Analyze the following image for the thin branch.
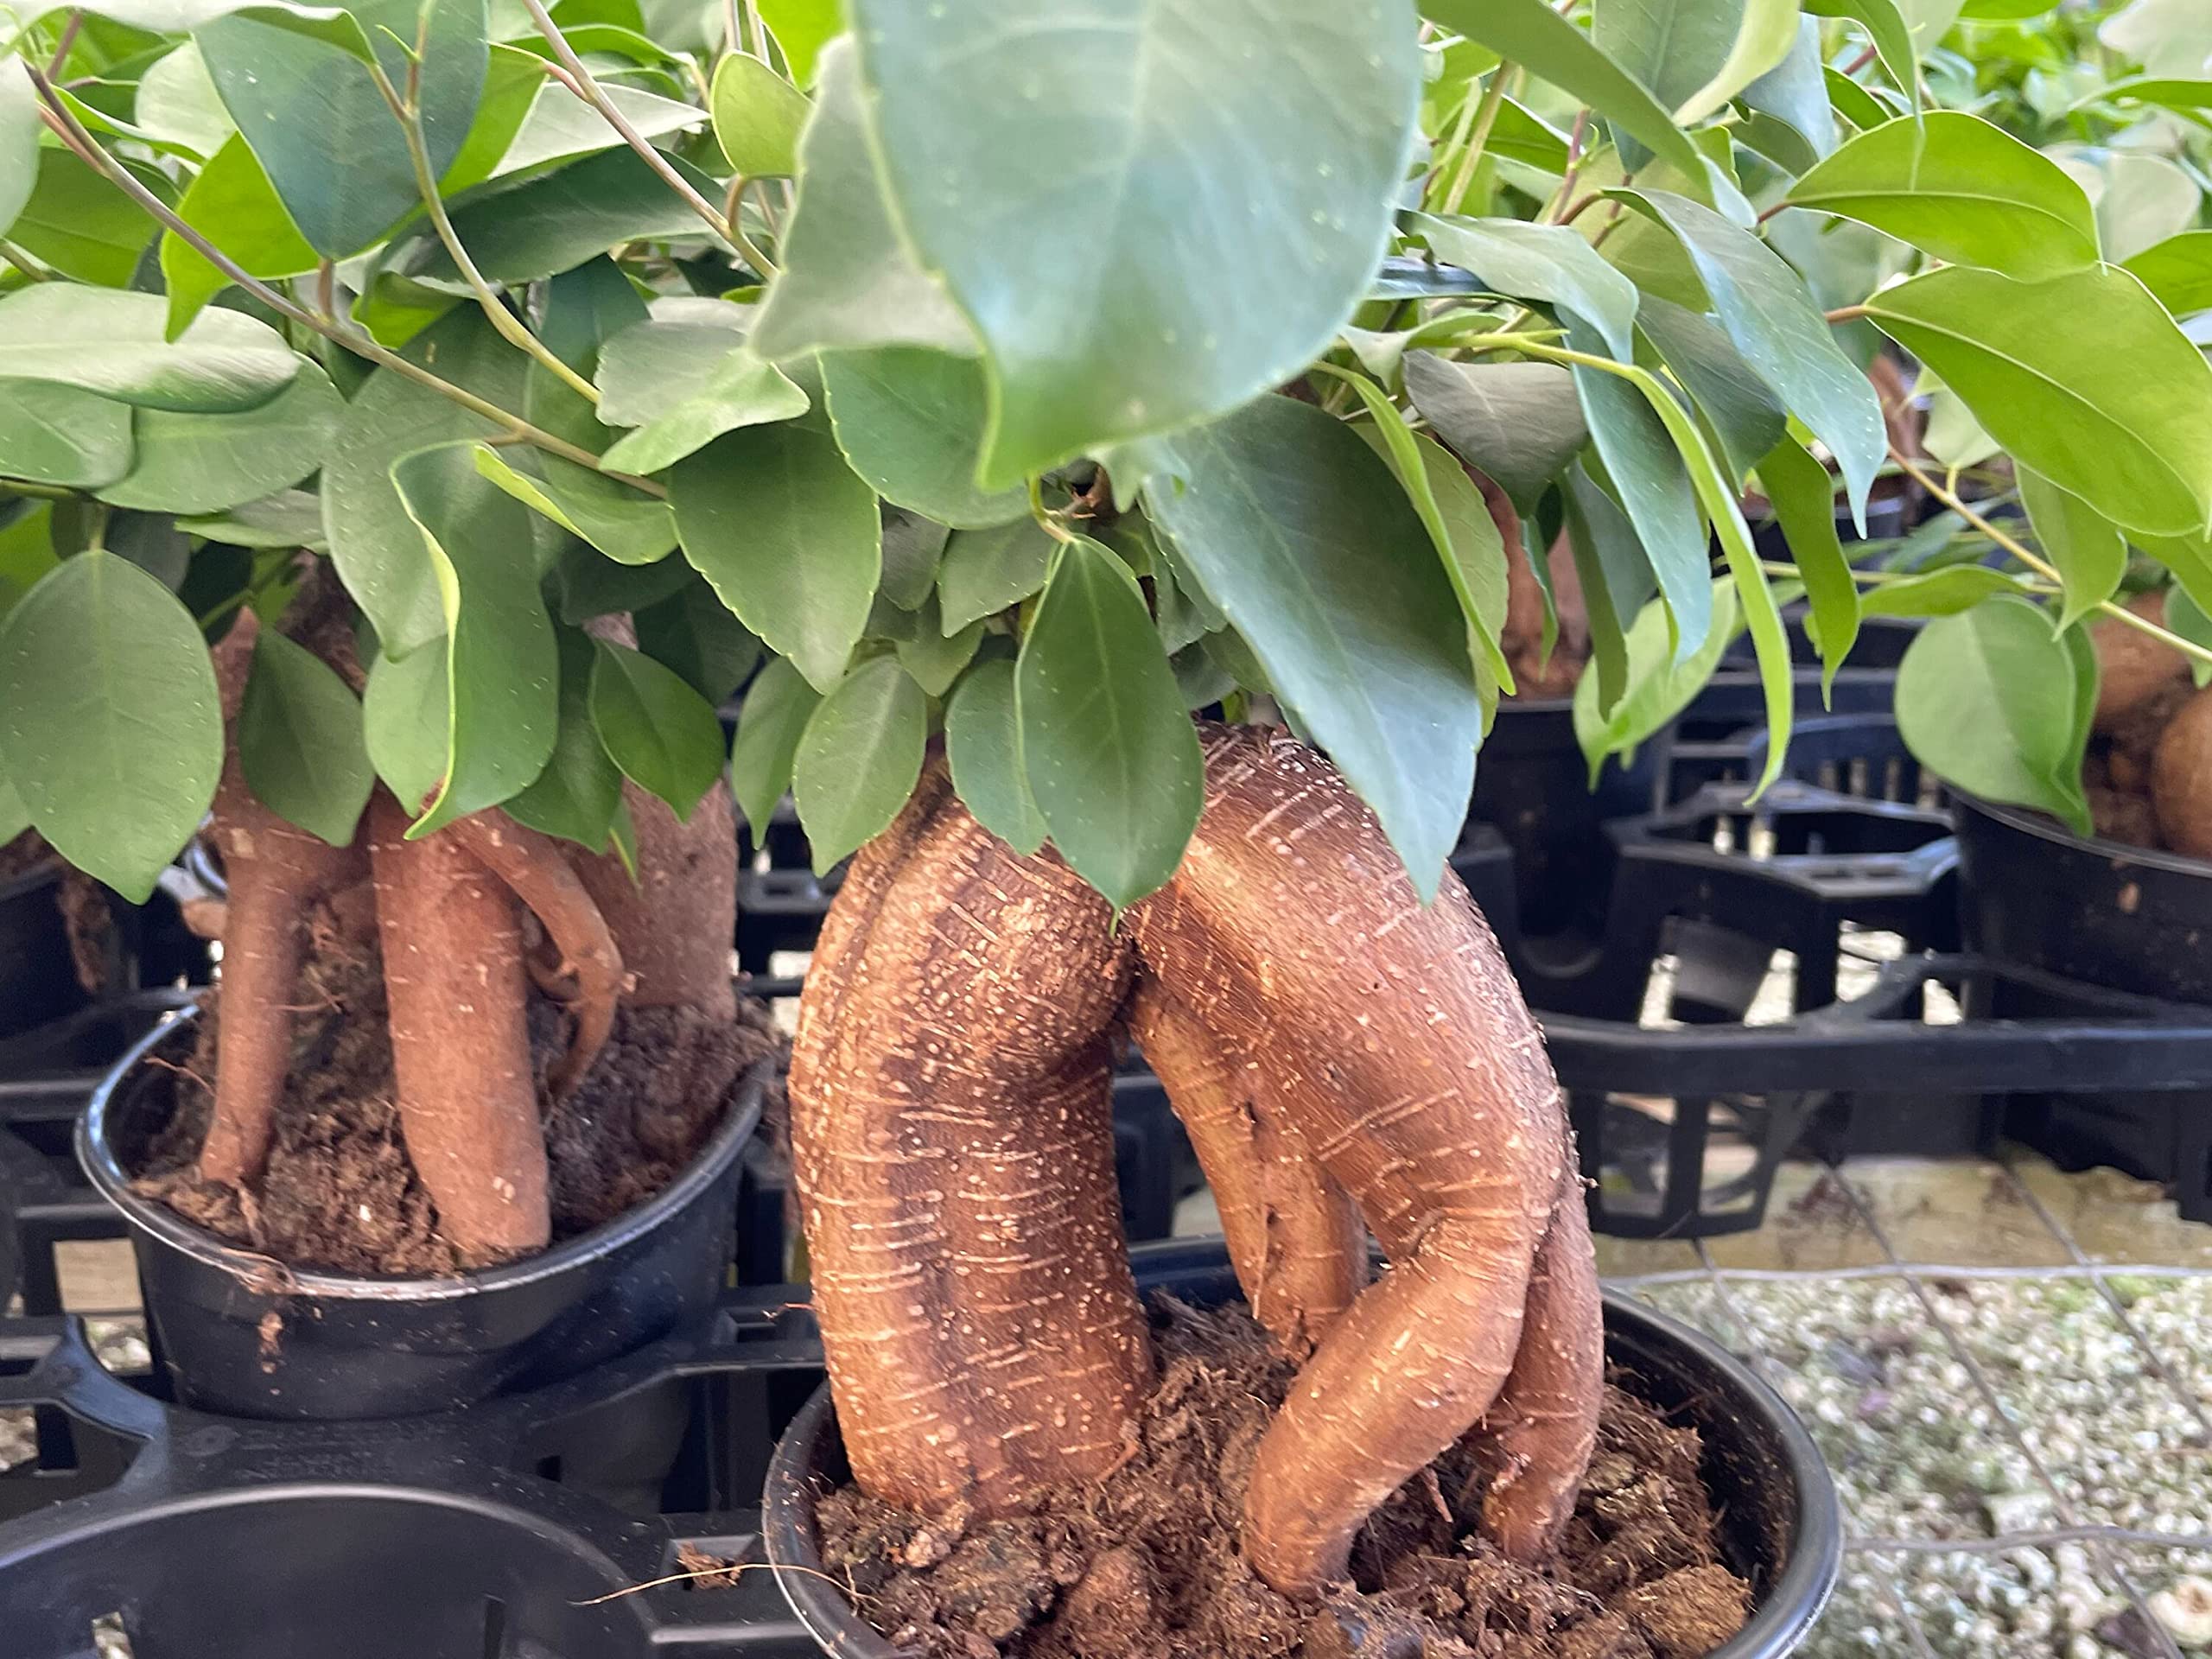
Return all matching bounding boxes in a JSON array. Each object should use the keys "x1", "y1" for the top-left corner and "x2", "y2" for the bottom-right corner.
[
  {"x1": 1441, "y1": 64, "x2": 1515, "y2": 217},
  {"x1": 1546, "y1": 107, "x2": 1591, "y2": 224},
  {"x1": 1891, "y1": 448, "x2": 2212, "y2": 670},
  {"x1": 521, "y1": 3, "x2": 735, "y2": 246},
  {"x1": 1827, "y1": 303, "x2": 1871, "y2": 322},
  {"x1": 26, "y1": 67, "x2": 664, "y2": 498},
  {"x1": 0, "y1": 238, "x2": 52, "y2": 281},
  {"x1": 45, "y1": 10, "x2": 83, "y2": 76},
  {"x1": 1841, "y1": 42, "x2": 1878, "y2": 77}
]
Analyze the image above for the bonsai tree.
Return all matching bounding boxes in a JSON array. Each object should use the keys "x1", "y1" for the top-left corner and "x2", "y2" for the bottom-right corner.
[{"x1": 6, "y1": 0, "x2": 2212, "y2": 1618}]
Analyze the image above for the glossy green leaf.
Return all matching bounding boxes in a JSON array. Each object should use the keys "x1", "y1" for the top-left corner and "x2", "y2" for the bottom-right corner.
[
  {"x1": 6, "y1": 148, "x2": 157, "y2": 287},
  {"x1": 1677, "y1": 0, "x2": 1803, "y2": 126},
  {"x1": 470, "y1": 444, "x2": 675, "y2": 566},
  {"x1": 0, "y1": 763, "x2": 29, "y2": 847},
  {"x1": 670, "y1": 423, "x2": 880, "y2": 692},
  {"x1": 490, "y1": 73, "x2": 704, "y2": 176},
  {"x1": 237, "y1": 626, "x2": 374, "y2": 845},
  {"x1": 360, "y1": 634, "x2": 448, "y2": 808},
  {"x1": 0, "y1": 61, "x2": 41, "y2": 240},
  {"x1": 1409, "y1": 213, "x2": 1639, "y2": 361},
  {"x1": 634, "y1": 582, "x2": 761, "y2": 703},
  {"x1": 197, "y1": 0, "x2": 488, "y2": 257},
  {"x1": 0, "y1": 382, "x2": 135, "y2": 491},
  {"x1": 1575, "y1": 579, "x2": 1739, "y2": 785},
  {"x1": 1591, "y1": 0, "x2": 1741, "y2": 144},
  {"x1": 0, "y1": 550, "x2": 222, "y2": 901},
  {"x1": 588, "y1": 638, "x2": 725, "y2": 820},
  {"x1": 937, "y1": 516, "x2": 1056, "y2": 634},
  {"x1": 503, "y1": 626, "x2": 623, "y2": 851},
  {"x1": 879, "y1": 510, "x2": 950, "y2": 612},
  {"x1": 2019, "y1": 469, "x2": 2126, "y2": 634},
  {"x1": 1636, "y1": 296, "x2": 1787, "y2": 485},
  {"x1": 1822, "y1": 64, "x2": 1891, "y2": 130},
  {"x1": 2063, "y1": 150, "x2": 2198, "y2": 268},
  {"x1": 1865, "y1": 264, "x2": 2212, "y2": 538},
  {"x1": 944, "y1": 656, "x2": 1045, "y2": 855},
  {"x1": 1423, "y1": 0, "x2": 1713, "y2": 188},
  {"x1": 1758, "y1": 433, "x2": 1858, "y2": 696},
  {"x1": 894, "y1": 598, "x2": 982, "y2": 698},
  {"x1": 595, "y1": 301, "x2": 747, "y2": 423},
  {"x1": 1802, "y1": 0, "x2": 1920, "y2": 110},
  {"x1": 1144, "y1": 395, "x2": 1481, "y2": 899},
  {"x1": 1854, "y1": 564, "x2": 2027, "y2": 618},
  {"x1": 794, "y1": 653, "x2": 927, "y2": 872},
  {"x1": 325, "y1": 309, "x2": 525, "y2": 657},
  {"x1": 1896, "y1": 596, "x2": 2090, "y2": 834},
  {"x1": 729, "y1": 655, "x2": 818, "y2": 836},
  {"x1": 600, "y1": 345, "x2": 810, "y2": 474},
  {"x1": 388, "y1": 442, "x2": 557, "y2": 833},
  {"x1": 2167, "y1": 585, "x2": 2212, "y2": 689},
  {"x1": 159, "y1": 135, "x2": 318, "y2": 334},
  {"x1": 136, "y1": 41, "x2": 238, "y2": 157},
  {"x1": 852, "y1": 0, "x2": 1421, "y2": 486},
  {"x1": 1015, "y1": 537, "x2": 1202, "y2": 908},
  {"x1": 1611, "y1": 188, "x2": 1886, "y2": 530},
  {"x1": 97, "y1": 364, "x2": 340, "y2": 514},
  {"x1": 2085, "y1": 77, "x2": 2212, "y2": 124},
  {"x1": 751, "y1": 40, "x2": 975, "y2": 362},
  {"x1": 1401, "y1": 354, "x2": 1587, "y2": 515},
  {"x1": 820, "y1": 349, "x2": 1029, "y2": 530},
  {"x1": 180, "y1": 488, "x2": 324, "y2": 550},
  {"x1": 0, "y1": 287, "x2": 300, "y2": 413},
  {"x1": 427, "y1": 149, "x2": 724, "y2": 284},
  {"x1": 711, "y1": 51, "x2": 808, "y2": 176},
  {"x1": 758, "y1": 0, "x2": 836, "y2": 83},
  {"x1": 1784, "y1": 112, "x2": 2098, "y2": 279},
  {"x1": 1560, "y1": 462, "x2": 1649, "y2": 715},
  {"x1": 1741, "y1": 20, "x2": 1832, "y2": 165},
  {"x1": 2121, "y1": 231, "x2": 2212, "y2": 317}
]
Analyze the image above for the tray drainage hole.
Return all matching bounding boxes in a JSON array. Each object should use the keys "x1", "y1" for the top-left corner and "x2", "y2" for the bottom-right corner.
[
  {"x1": 92, "y1": 1612, "x2": 136, "y2": 1659},
  {"x1": 481, "y1": 1595, "x2": 508, "y2": 1659}
]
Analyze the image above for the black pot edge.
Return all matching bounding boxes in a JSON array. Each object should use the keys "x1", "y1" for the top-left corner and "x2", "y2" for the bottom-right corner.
[
  {"x1": 0, "y1": 860, "x2": 64, "y2": 906},
  {"x1": 761, "y1": 1247, "x2": 1843, "y2": 1659},
  {"x1": 1956, "y1": 792, "x2": 2212, "y2": 882},
  {"x1": 75, "y1": 1003, "x2": 768, "y2": 1306}
]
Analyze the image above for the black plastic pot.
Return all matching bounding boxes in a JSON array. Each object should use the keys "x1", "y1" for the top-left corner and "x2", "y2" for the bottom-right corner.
[
  {"x1": 762, "y1": 1241, "x2": 1842, "y2": 1659},
  {"x1": 0, "y1": 865, "x2": 87, "y2": 1040},
  {"x1": 78, "y1": 1007, "x2": 766, "y2": 1420},
  {"x1": 1955, "y1": 795, "x2": 2212, "y2": 1212}
]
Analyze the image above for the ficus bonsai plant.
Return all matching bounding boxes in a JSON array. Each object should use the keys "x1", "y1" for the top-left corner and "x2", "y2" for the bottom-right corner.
[{"x1": 5, "y1": 0, "x2": 2212, "y2": 1644}]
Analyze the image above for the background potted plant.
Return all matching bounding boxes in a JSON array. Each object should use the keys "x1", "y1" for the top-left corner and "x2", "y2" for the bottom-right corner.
[{"x1": 10, "y1": 0, "x2": 2206, "y2": 1648}]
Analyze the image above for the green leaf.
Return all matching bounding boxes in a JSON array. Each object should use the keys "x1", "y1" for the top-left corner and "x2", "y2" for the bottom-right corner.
[
  {"x1": 634, "y1": 581, "x2": 761, "y2": 703},
  {"x1": 0, "y1": 61, "x2": 41, "y2": 240},
  {"x1": 324, "y1": 308, "x2": 525, "y2": 656},
  {"x1": 1409, "y1": 212, "x2": 1640, "y2": 361},
  {"x1": 1677, "y1": 0, "x2": 1803, "y2": 126},
  {"x1": 1853, "y1": 563, "x2": 2027, "y2": 618},
  {"x1": 97, "y1": 363, "x2": 341, "y2": 513},
  {"x1": 894, "y1": 595, "x2": 983, "y2": 696},
  {"x1": 2017, "y1": 469, "x2": 2126, "y2": 634},
  {"x1": 1592, "y1": 0, "x2": 1742, "y2": 143},
  {"x1": 588, "y1": 637, "x2": 726, "y2": 820},
  {"x1": 2168, "y1": 585, "x2": 2212, "y2": 689},
  {"x1": 490, "y1": 73, "x2": 705, "y2": 176},
  {"x1": 426, "y1": 149, "x2": 725, "y2": 284},
  {"x1": 159, "y1": 135, "x2": 318, "y2": 335},
  {"x1": 1783, "y1": 112, "x2": 2099, "y2": 280},
  {"x1": 599, "y1": 346, "x2": 809, "y2": 474},
  {"x1": 1636, "y1": 295, "x2": 1787, "y2": 485},
  {"x1": 1821, "y1": 64, "x2": 1891, "y2": 130},
  {"x1": 1741, "y1": 20, "x2": 1832, "y2": 166},
  {"x1": 711, "y1": 50, "x2": 808, "y2": 176},
  {"x1": 237, "y1": 627, "x2": 374, "y2": 846},
  {"x1": 1574, "y1": 579, "x2": 1739, "y2": 785},
  {"x1": 759, "y1": 0, "x2": 837, "y2": 83},
  {"x1": 880, "y1": 509, "x2": 950, "y2": 610},
  {"x1": 1561, "y1": 462, "x2": 1648, "y2": 715},
  {"x1": 1401, "y1": 355, "x2": 1587, "y2": 515},
  {"x1": 2082, "y1": 76, "x2": 2212, "y2": 124},
  {"x1": 2121, "y1": 231, "x2": 2212, "y2": 316},
  {"x1": 595, "y1": 299, "x2": 812, "y2": 472},
  {"x1": 1896, "y1": 596, "x2": 2090, "y2": 834},
  {"x1": 197, "y1": 0, "x2": 488, "y2": 257},
  {"x1": 821, "y1": 348, "x2": 1030, "y2": 530},
  {"x1": 1802, "y1": 0, "x2": 1920, "y2": 111},
  {"x1": 361, "y1": 633, "x2": 448, "y2": 807},
  {"x1": 945, "y1": 656, "x2": 1045, "y2": 855},
  {"x1": 178, "y1": 487, "x2": 326, "y2": 550},
  {"x1": 501, "y1": 625, "x2": 623, "y2": 851},
  {"x1": 0, "y1": 762, "x2": 29, "y2": 847},
  {"x1": 0, "y1": 382, "x2": 136, "y2": 490},
  {"x1": 6, "y1": 148, "x2": 157, "y2": 287},
  {"x1": 670, "y1": 423, "x2": 880, "y2": 692},
  {"x1": 137, "y1": 41, "x2": 238, "y2": 157},
  {"x1": 1015, "y1": 536, "x2": 1202, "y2": 909},
  {"x1": 1865, "y1": 264, "x2": 2212, "y2": 539},
  {"x1": 1758, "y1": 433, "x2": 1858, "y2": 697},
  {"x1": 938, "y1": 515, "x2": 1056, "y2": 633},
  {"x1": 1423, "y1": 0, "x2": 1714, "y2": 188},
  {"x1": 750, "y1": 40, "x2": 975, "y2": 362},
  {"x1": 388, "y1": 442, "x2": 557, "y2": 833},
  {"x1": 1144, "y1": 395, "x2": 1482, "y2": 899},
  {"x1": 1567, "y1": 315, "x2": 1713, "y2": 658},
  {"x1": 851, "y1": 0, "x2": 1421, "y2": 486},
  {"x1": 1610, "y1": 188, "x2": 1886, "y2": 530},
  {"x1": 0, "y1": 286, "x2": 300, "y2": 413},
  {"x1": 793, "y1": 653, "x2": 927, "y2": 872},
  {"x1": 0, "y1": 550, "x2": 222, "y2": 902},
  {"x1": 729, "y1": 653, "x2": 819, "y2": 835}
]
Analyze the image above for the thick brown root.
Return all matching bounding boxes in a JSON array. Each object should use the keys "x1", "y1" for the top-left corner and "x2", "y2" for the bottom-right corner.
[
  {"x1": 367, "y1": 793, "x2": 549, "y2": 1265},
  {"x1": 789, "y1": 766, "x2": 1150, "y2": 1516},
  {"x1": 2094, "y1": 592, "x2": 2190, "y2": 734},
  {"x1": 2153, "y1": 686, "x2": 2212, "y2": 859},
  {"x1": 570, "y1": 784, "x2": 738, "y2": 1020}
]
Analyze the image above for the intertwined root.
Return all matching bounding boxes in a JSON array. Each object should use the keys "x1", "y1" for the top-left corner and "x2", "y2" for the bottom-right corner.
[{"x1": 789, "y1": 726, "x2": 1603, "y2": 1599}]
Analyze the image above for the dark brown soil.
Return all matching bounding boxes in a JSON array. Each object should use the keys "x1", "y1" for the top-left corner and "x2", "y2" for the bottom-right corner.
[
  {"x1": 816, "y1": 1297, "x2": 1751, "y2": 1659},
  {"x1": 0, "y1": 829, "x2": 53, "y2": 885},
  {"x1": 129, "y1": 913, "x2": 785, "y2": 1275}
]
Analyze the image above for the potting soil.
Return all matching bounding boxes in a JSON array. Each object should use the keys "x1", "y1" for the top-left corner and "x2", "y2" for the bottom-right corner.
[{"x1": 817, "y1": 1294, "x2": 1751, "y2": 1659}]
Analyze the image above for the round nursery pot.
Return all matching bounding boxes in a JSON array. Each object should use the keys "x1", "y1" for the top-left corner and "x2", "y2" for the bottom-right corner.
[
  {"x1": 79, "y1": 1007, "x2": 764, "y2": 1420},
  {"x1": 0, "y1": 863, "x2": 89, "y2": 1039},
  {"x1": 762, "y1": 1241, "x2": 1842, "y2": 1659},
  {"x1": 1955, "y1": 794, "x2": 2212, "y2": 1186}
]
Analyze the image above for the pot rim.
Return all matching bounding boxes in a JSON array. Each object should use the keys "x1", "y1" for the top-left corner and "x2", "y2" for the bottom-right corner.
[
  {"x1": 1955, "y1": 791, "x2": 2212, "y2": 880},
  {"x1": 76, "y1": 1002, "x2": 766, "y2": 1305},
  {"x1": 0, "y1": 860, "x2": 64, "y2": 907},
  {"x1": 762, "y1": 1247, "x2": 1843, "y2": 1659}
]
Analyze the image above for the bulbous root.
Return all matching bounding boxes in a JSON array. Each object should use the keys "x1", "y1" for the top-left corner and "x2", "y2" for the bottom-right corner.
[{"x1": 789, "y1": 725, "x2": 1603, "y2": 1601}]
